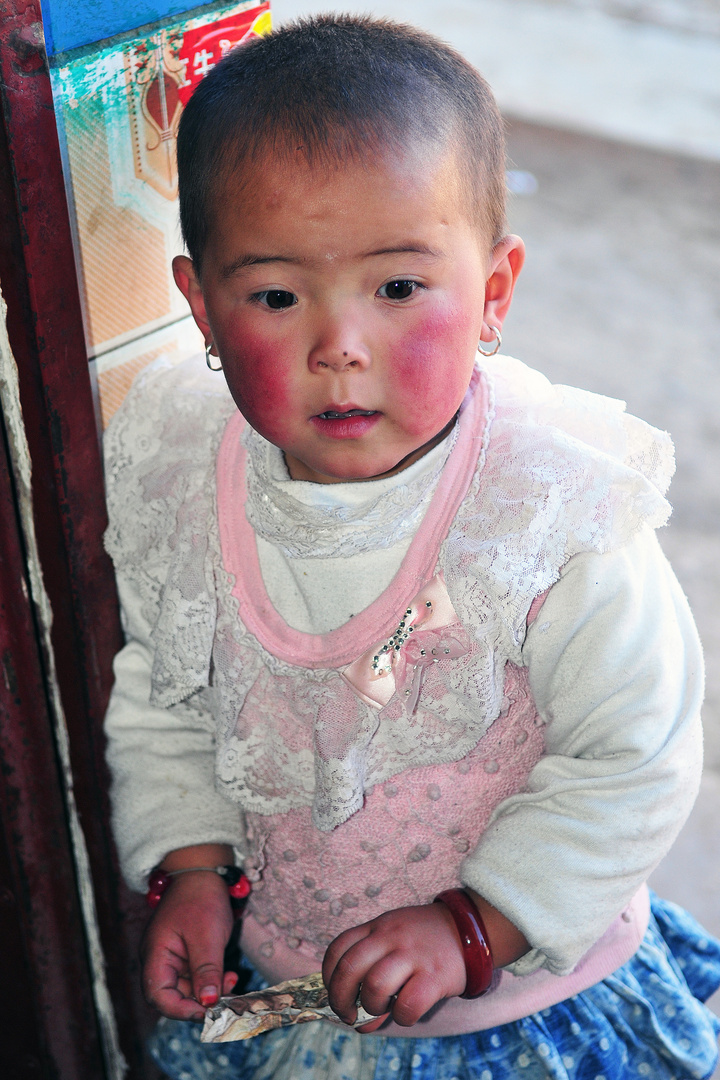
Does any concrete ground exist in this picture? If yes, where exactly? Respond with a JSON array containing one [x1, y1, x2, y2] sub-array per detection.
[[502, 119, 720, 1028]]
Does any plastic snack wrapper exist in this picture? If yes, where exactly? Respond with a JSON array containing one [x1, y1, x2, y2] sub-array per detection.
[[202, 971, 377, 1042]]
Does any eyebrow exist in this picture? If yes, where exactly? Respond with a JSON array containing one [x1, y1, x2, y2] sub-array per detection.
[[362, 244, 443, 259], [221, 243, 443, 278], [221, 253, 299, 278]]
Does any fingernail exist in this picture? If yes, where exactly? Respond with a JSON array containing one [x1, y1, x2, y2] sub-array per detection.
[[199, 986, 218, 1006]]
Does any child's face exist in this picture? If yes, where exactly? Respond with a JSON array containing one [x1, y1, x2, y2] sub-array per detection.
[[174, 146, 523, 483]]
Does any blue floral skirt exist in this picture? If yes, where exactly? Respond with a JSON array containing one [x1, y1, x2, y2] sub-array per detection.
[[150, 895, 720, 1080]]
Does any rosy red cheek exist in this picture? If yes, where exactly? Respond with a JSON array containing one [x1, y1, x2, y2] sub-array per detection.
[[222, 336, 295, 443], [389, 311, 473, 435]]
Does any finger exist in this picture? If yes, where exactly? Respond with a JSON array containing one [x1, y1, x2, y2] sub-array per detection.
[[356, 1013, 390, 1034], [142, 933, 188, 986], [190, 953, 227, 1008], [223, 970, 239, 996], [143, 958, 205, 1021], [326, 934, 396, 1023], [391, 971, 446, 1028], [186, 924, 232, 1008], [153, 989, 206, 1022], [322, 923, 371, 989], [143, 945, 191, 1006], [359, 952, 413, 1018]]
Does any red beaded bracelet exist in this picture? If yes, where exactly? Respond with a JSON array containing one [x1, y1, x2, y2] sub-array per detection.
[[147, 865, 251, 916], [434, 888, 494, 998]]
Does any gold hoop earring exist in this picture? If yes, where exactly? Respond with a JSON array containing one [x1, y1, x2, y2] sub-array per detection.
[[477, 326, 502, 357], [205, 341, 222, 371]]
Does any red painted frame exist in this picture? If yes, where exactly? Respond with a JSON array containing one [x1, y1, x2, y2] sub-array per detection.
[[0, 422, 106, 1077], [0, 2, 160, 1075]]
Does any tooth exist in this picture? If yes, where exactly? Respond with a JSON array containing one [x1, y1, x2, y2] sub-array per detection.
[[320, 409, 375, 419]]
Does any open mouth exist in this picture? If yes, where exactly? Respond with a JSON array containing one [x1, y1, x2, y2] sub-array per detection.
[[310, 407, 381, 439], [317, 408, 377, 420]]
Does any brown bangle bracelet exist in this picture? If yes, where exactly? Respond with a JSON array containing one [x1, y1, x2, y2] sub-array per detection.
[[434, 888, 494, 998]]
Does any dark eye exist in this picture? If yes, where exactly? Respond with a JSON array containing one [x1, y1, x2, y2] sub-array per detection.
[[257, 290, 297, 309], [378, 280, 418, 301]]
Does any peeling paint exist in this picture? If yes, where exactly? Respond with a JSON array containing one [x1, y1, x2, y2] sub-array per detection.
[[0, 286, 127, 1080]]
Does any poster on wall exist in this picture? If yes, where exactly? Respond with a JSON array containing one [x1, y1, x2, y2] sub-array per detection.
[[50, 0, 271, 427]]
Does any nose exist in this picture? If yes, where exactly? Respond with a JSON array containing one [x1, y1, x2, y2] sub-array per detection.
[[307, 312, 371, 373]]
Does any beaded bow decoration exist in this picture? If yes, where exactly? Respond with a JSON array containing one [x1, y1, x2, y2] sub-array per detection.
[[342, 575, 470, 715], [370, 599, 434, 677]]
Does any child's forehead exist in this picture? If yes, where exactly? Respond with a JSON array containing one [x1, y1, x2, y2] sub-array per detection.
[[210, 138, 483, 242]]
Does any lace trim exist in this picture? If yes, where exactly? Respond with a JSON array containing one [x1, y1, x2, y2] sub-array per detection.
[[216, 368, 488, 669], [104, 353, 674, 828], [439, 357, 673, 728], [242, 422, 458, 559], [104, 355, 236, 707]]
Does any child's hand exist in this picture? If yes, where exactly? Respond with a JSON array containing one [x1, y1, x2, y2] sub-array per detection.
[[323, 892, 528, 1031], [141, 869, 237, 1020], [322, 902, 468, 1031]]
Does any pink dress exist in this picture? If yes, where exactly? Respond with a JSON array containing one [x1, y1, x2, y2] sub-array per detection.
[[210, 362, 667, 1034], [104, 353, 695, 1040]]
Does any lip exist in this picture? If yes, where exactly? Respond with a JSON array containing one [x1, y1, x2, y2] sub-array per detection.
[[310, 404, 381, 440]]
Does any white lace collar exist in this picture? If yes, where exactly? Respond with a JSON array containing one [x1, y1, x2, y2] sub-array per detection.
[[242, 422, 458, 559]]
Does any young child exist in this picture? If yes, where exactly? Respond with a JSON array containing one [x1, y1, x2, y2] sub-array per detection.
[[103, 15, 720, 1080]]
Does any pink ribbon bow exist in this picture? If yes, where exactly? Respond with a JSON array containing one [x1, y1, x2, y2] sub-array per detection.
[[392, 624, 470, 714], [341, 575, 470, 714]]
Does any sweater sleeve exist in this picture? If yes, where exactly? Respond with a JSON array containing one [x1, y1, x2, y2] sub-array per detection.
[[105, 571, 246, 893], [460, 526, 704, 976]]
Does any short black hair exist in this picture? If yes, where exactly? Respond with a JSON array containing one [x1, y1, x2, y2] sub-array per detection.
[[177, 14, 507, 272]]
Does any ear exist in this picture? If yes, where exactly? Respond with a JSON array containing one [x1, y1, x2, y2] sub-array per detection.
[[481, 235, 525, 344], [173, 255, 212, 343]]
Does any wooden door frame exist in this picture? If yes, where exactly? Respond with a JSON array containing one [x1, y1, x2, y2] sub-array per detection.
[[0, 2, 159, 1075]]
